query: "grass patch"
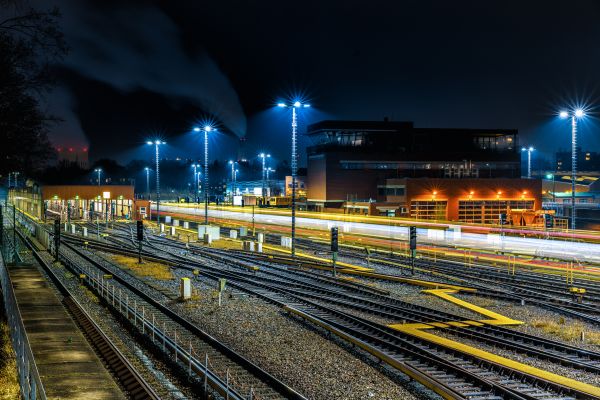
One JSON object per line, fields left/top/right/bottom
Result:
{"left": 0, "top": 311, "right": 19, "bottom": 399}
{"left": 530, "top": 317, "right": 600, "bottom": 344}
{"left": 108, "top": 255, "right": 174, "bottom": 280}
{"left": 81, "top": 285, "right": 100, "bottom": 304}
{"left": 208, "top": 240, "right": 242, "bottom": 250}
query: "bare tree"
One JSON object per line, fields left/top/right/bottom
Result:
{"left": 0, "top": 1, "right": 67, "bottom": 177}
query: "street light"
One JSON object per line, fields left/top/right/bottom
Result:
{"left": 228, "top": 160, "right": 237, "bottom": 200}
{"left": 521, "top": 146, "right": 534, "bottom": 179}
{"left": 278, "top": 100, "right": 310, "bottom": 256}
{"left": 144, "top": 167, "right": 150, "bottom": 200}
{"left": 94, "top": 168, "right": 102, "bottom": 186}
{"left": 559, "top": 108, "right": 586, "bottom": 229}
{"left": 546, "top": 173, "right": 556, "bottom": 203}
{"left": 146, "top": 140, "right": 166, "bottom": 227}
{"left": 194, "top": 125, "right": 216, "bottom": 225}
{"left": 191, "top": 164, "right": 198, "bottom": 199}
{"left": 266, "top": 167, "right": 275, "bottom": 196}
{"left": 259, "top": 153, "right": 270, "bottom": 203}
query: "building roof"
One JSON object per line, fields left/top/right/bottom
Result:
{"left": 306, "top": 119, "right": 517, "bottom": 137}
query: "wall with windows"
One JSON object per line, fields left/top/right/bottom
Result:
{"left": 405, "top": 178, "right": 542, "bottom": 221}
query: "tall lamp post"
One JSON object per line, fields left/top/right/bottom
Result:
{"left": 259, "top": 153, "right": 270, "bottom": 203}
{"left": 228, "top": 160, "right": 237, "bottom": 200}
{"left": 277, "top": 100, "right": 310, "bottom": 257}
{"left": 559, "top": 109, "right": 585, "bottom": 230}
{"left": 521, "top": 147, "right": 534, "bottom": 179}
{"left": 95, "top": 168, "right": 102, "bottom": 186}
{"left": 266, "top": 167, "right": 275, "bottom": 196}
{"left": 191, "top": 164, "right": 198, "bottom": 198}
{"left": 147, "top": 140, "right": 166, "bottom": 227}
{"left": 144, "top": 167, "right": 150, "bottom": 200}
{"left": 194, "top": 126, "right": 216, "bottom": 225}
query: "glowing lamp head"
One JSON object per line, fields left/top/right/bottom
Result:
{"left": 293, "top": 101, "right": 301, "bottom": 107}
{"left": 559, "top": 111, "right": 569, "bottom": 119}
{"left": 529, "top": 147, "right": 534, "bottom": 152}
{"left": 277, "top": 103, "right": 286, "bottom": 108}
{"left": 193, "top": 127, "right": 200, "bottom": 132}
{"left": 204, "top": 125, "right": 212, "bottom": 132}
{"left": 575, "top": 109, "right": 585, "bottom": 118}
{"left": 146, "top": 141, "right": 153, "bottom": 145}
{"left": 229, "top": 160, "right": 233, "bottom": 165}
{"left": 546, "top": 174, "right": 553, "bottom": 179}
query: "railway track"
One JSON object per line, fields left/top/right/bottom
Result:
{"left": 57, "top": 240, "right": 305, "bottom": 400}
{"left": 15, "top": 229, "right": 160, "bottom": 400}
{"left": 63, "top": 226, "right": 600, "bottom": 399}
{"left": 68, "top": 228, "right": 600, "bottom": 375}
{"left": 285, "top": 234, "right": 600, "bottom": 324}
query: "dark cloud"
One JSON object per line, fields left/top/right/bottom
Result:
{"left": 41, "top": 0, "right": 246, "bottom": 141}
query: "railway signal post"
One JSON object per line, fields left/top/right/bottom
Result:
{"left": 331, "top": 227, "right": 339, "bottom": 278}
{"left": 409, "top": 226, "right": 417, "bottom": 275}
{"left": 136, "top": 220, "right": 144, "bottom": 264}
{"left": 54, "top": 219, "right": 61, "bottom": 261}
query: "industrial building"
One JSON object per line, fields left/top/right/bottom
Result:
{"left": 306, "top": 119, "right": 542, "bottom": 222}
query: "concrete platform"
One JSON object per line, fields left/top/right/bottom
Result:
{"left": 8, "top": 265, "right": 125, "bottom": 400}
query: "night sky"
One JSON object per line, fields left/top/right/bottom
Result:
{"left": 41, "top": 0, "right": 600, "bottom": 166}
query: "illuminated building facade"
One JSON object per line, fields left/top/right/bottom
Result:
{"left": 306, "top": 120, "right": 541, "bottom": 222}
{"left": 9, "top": 184, "right": 141, "bottom": 221}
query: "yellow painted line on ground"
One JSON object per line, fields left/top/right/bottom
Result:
{"left": 386, "top": 289, "right": 600, "bottom": 397}
{"left": 262, "top": 242, "right": 476, "bottom": 291}
{"left": 388, "top": 322, "right": 600, "bottom": 398}
{"left": 463, "top": 320, "right": 484, "bottom": 326}
{"left": 367, "top": 256, "right": 472, "bottom": 284}
{"left": 339, "top": 270, "right": 477, "bottom": 292}
{"left": 261, "top": 244, "right": 373, "bottom": 272}
{"left": 426, "top": 247, "right": 600, "bottom": 278}
{"left": 422, "top": 289, "right": 522, "bottom": 325}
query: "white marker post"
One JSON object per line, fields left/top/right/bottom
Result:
{"left": 218, "top": 278, "right": 226, "bottom": 306}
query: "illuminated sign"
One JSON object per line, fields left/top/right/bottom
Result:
{"left": 102, "top": 191, "right": 111, "bottom": 199}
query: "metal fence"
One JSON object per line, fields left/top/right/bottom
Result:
{"left": 0, "top": 215, "right": 47, "bottom": 400}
